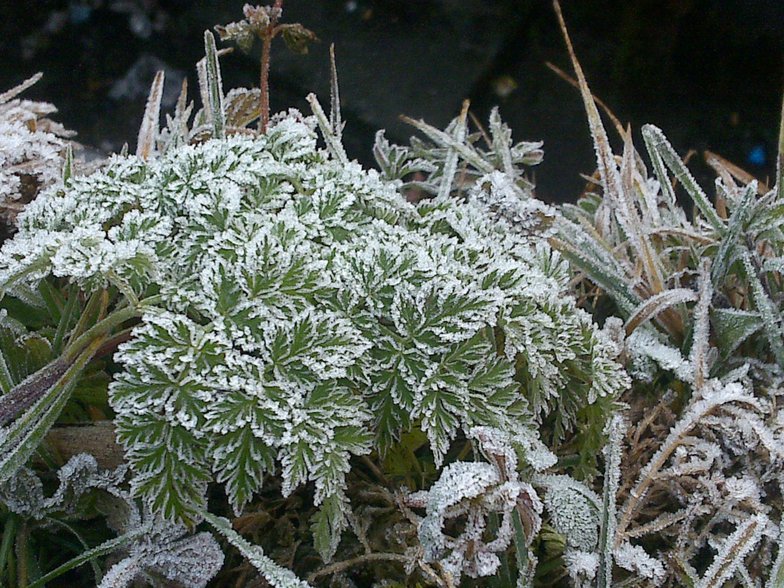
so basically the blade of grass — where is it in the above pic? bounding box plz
[553,1,664,296]
[0,513,18,584]
[44,518,103,584]
[624,288,697,336]
[599,414,624,588]
[642,125,724,232]
[62,143,74,183]
[27,525,150,588]
[0,337,103,482]
[742,250,784,368]
[204,511,312,588]
[204,30,226,140]
[329,44,342,140]
[136,70,165,160]
[306,93,348,166]
[0,73,43,104]
[710,183,755,288]
[512,508,533,587]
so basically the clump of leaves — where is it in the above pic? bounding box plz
[0,4,629,585]
[0,454,224,587]
[0,73,74,230]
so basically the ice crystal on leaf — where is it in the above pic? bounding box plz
[0,453,126,519]
[0,105,626,565]
[99,520,224,588]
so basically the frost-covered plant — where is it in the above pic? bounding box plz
[0,100,625,563]
[17,1,784,585]
[0,6,632,584]
[406,427,544,583]
[546,2,784,585]
[0,73,73,227]
[0,453,224,587]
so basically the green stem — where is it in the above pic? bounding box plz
[52,285,79,356]
[0,514,18,583]
[63,295,161,363]
[27,525,150,588]
[65,290,105,350]
[15,521,28,588]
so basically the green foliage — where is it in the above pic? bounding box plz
[0,82,626,585]
[17,2,784,586]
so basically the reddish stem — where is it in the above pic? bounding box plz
[260,33,272,133]
[259,0,284,133]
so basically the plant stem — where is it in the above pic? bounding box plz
[65,289,104,349]
[63,295,161,363]
[259,33,272,133]
[259,0,283,133]
[0,514,18,584]
[307,552,408,582]
[27,525,151,588]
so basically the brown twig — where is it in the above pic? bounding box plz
[307,552,408,582]
[259,0,283,133]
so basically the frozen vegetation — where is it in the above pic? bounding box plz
[0,2,782,587]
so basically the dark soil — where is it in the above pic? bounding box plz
[1,0,782,202]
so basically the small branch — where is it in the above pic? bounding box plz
[360,455,390,486]
[259,33,273,133]
[259,0,283,133]
[307,552,408,582]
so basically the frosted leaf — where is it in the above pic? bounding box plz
[415,460,542,583]
[0,466,44,517]
[614,542,666,586]
[100,518,224,588]
[0,453,128,519]
[470,426,518,476]
[0,74,73,222]
[626,329,692,383]
[697,513,769,588]
[537,474,600,551]
[468,171,556,237]
[512,426,558,471]
[564,548,599,584]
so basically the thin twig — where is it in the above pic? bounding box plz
[307,552,408,582]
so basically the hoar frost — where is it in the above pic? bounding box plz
[0,111,627,557]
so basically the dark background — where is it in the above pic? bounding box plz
[1,0,782,201]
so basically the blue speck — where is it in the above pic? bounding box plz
[69,4,93,25]
[747,144,766,167]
